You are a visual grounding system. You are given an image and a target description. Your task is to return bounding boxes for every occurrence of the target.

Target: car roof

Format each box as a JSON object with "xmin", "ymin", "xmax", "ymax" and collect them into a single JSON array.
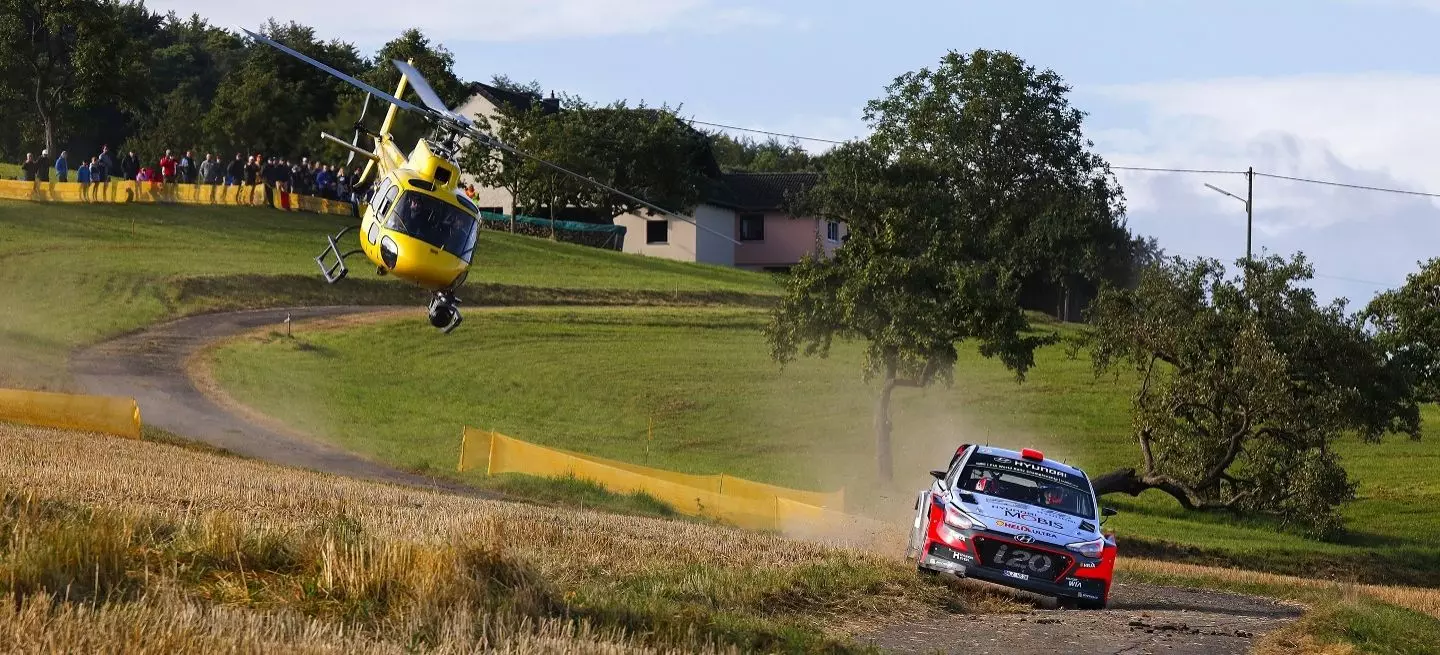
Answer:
[{"xmin": 970, "ymin": 445, "xmax": 1089, "ymax": 479}]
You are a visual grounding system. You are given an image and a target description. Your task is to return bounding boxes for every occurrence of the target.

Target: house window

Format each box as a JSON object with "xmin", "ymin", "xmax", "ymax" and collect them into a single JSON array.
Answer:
[
  {"xmin": 739, "ymin": 213, "xmax": 765, "ymax": 241},
  {"xmin": 646, "ymin": 219, "xmax": 668, "ymax": 244},
  {"xmin": 826, "ymin": 221, "xmax": 840, "ymax": 242}
]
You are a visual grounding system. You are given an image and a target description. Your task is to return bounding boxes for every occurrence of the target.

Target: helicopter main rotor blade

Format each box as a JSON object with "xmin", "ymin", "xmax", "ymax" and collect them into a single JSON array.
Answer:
[
  {"xmin": 240, "ymin": 28, "xmax": 424, "ymax": 115},
  {"xmin": 465, "ymin": 127, "xmax": 741, "ymax": 246},
  {"xmin": 390, "ymin": 59, "xmax": 474, "ymax": 128}
]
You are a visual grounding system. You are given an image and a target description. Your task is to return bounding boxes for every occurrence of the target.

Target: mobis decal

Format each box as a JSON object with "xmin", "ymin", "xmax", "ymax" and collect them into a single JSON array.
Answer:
[{"xmin": 1003, "ymin": 509, "xmax": 1067, "ymax": 530}]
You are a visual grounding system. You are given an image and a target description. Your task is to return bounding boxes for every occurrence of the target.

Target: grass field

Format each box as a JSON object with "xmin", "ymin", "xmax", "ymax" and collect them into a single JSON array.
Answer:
[
  {"xmin": 0, "ymin": 201, "xmax": 776, "ymax": 389},
  {"xmin": 8, "ymin": 424, "xmax": 1440, "ymax": 654},
  {"xmin": 209, "ymin": 306, "xmax": 1440, "ymax": 589},
  {"xmin": 0, "ymin": 423, "xmax": 1020, "ymax": 653}
]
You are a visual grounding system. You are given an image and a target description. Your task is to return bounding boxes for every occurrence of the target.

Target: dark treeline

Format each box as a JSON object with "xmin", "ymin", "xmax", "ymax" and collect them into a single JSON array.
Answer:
[
  {"xmin": 0, "ymin": 0, "xmax": 826, "ymax": 180},
  {"xmin": 0, "ymin": 1, "xmax": 472, "ymax": 173}
]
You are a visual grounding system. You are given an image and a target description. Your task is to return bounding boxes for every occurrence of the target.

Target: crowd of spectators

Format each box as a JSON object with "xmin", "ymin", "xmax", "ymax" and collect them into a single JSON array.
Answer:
[{"xmin": 14, "ymin": 146, "xmax": 364, "ymax": 211}]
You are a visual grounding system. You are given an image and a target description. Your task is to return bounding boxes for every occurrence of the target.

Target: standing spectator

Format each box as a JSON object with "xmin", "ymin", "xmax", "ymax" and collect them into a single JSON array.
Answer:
[
  {"xmin": 159, "ymin": 150, "xmax": 177, "ymax": 184},
  {"xmin": 38, "ymin": 150, "xmax": 49, "ymax": 182},
  {"xmin": 244, "ymin": 154, "xmax": 261, "ymax": 204},
  {"xmin": 76, "ymin": 157, "xmax": 91, "ymax": 199},
  {"xmin": 99, "ymin": 145, "xmax": 116, "ymax": 179},
  {"xmin": 91, "ymin": 155, "xmax": 107, "ymax": 184},
  {"xmin": 122, "ymin": 151, "xmax": 139, "ymax": 180},
  {"xmin": 199, "ymin": 154, "xmax": 218, "ymax": 185},
  {"xmin": 55, "ymin": 151, "xmax": 68, "ymax": 182},
  {"xmin": 226, "ymin": 153, "xmax": 244, "ymax": 186},
  {"xmin": 20, "ymin": 153, "xmax": 38, "ymax": 181}
]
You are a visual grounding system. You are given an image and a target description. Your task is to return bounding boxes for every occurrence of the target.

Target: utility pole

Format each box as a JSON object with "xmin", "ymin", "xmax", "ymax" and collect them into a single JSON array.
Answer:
[{"xmin": 1245, "ymin": 166, "xmax": 1254, "ymax": 264}]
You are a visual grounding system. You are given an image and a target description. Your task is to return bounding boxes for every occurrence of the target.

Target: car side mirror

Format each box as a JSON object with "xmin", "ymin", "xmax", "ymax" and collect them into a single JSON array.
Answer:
[
  {"xmin": 930, "ymin": 469, "xmax": 947, "ymax": 482},
  {"xmin": 1102, "ymin": 506, "xmax": 1118, "ymax": 517}
]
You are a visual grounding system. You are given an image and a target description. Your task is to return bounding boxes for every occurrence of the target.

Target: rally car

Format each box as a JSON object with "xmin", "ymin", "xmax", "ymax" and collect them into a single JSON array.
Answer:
[{"xmin": 904, "ymin": 444, "xmax": 1118, "ymax": 609}]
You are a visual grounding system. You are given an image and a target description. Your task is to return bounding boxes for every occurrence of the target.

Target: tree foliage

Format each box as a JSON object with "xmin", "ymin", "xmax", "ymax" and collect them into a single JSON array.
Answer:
[
  {"xmin": 1083, "ymin": 253, "xmax": 1421, "ymax": 537},
  {"xmin": 0, "ymin": 2, "xmax": 468, "ymax": 169},
  {"xmin": 464, "ymin": 93, "xmax": 713, "ymax": 223},
  {"xmin": 1365, "ymin": 257, "xmax": 1440, "ymax": 405},
  {"xmin": 705, "ymin": 131, "xmax": 822, "ymax": 173},
  {"xmin": 765, "ymin": 49, "xmax": 1130, "ymax": 482}
]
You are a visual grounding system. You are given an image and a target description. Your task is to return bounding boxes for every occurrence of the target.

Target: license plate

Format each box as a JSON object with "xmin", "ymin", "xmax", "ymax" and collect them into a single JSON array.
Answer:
[{"xmin": 1003, "ymin": 570, "xmax": 1029, "ymax": 580}]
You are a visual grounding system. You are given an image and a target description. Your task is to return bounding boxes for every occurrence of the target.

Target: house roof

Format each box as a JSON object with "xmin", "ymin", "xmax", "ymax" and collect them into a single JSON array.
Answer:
[
  {"xmin": 704, "ymin": 172, "xmax": 821, "ymax": 213},
  {"xmin": 467, "ymin": 82, "xmax": 559, "ymax": 115}
]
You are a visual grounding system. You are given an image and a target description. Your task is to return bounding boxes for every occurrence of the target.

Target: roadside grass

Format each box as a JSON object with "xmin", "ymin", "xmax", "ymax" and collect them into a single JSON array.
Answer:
[
  {"xmin": 0, "ymin": 423, "xmax": 1024, "ymax": 652},
  {"xmin": 209, "ymin": 306, "xmax": 1440, "ymax": 588},
  {"xmin": 0, "ymin": 201, "xmax": 776, "ymax": 390},
  {"xmin": 1118, "ymin": 559, "xmax": 1440, "ymax": 654},
  {"xmin": 0, "ymin": 163, "xmax": 19, "ymax": 179}
]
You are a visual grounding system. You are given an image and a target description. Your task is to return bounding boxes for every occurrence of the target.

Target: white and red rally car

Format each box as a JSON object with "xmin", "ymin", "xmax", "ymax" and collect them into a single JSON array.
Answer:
[{"xmin": 905, "ymin": 444, "xmax": 1118, "ymax": 609}]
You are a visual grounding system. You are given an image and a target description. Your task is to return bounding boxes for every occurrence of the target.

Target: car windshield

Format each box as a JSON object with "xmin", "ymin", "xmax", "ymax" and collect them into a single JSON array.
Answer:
[
  {"xmin": 958, "ymin": 453, "xmax": 1095, "ymax": 519},
  {"xmin": 385, "ymin": 191, "xmax": 478, "ymax": 261}
]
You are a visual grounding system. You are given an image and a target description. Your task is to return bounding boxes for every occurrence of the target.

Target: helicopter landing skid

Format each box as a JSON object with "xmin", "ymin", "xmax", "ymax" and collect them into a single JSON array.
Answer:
[
  {"xmin": 316, "ymin": 226, "xmax": 361, "ymax": 283},
  {"xmin": 427, "ymin": 291, "xmax": 463, "ymax": 334}
]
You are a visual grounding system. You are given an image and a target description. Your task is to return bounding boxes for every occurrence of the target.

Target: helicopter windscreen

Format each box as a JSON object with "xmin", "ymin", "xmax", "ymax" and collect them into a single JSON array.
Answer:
[{"xmin": 386, "ymin": 191, "xmax": 478, "ymax": 261}]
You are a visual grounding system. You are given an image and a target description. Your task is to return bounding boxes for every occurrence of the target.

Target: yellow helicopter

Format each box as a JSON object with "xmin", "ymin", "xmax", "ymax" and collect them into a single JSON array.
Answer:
[{"xmin": 240, "ymin": 28, "xmax": 737, "ymax": 333}]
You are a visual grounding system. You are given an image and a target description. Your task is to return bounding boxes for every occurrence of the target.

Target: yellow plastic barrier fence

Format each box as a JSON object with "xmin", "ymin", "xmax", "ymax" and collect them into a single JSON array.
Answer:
[
  {"xmin": 0, "ymin": 179, "xmax": 353, "ymax": 216},
  {"xmin": 457, "ymin": 428, "xmax": 840, "ymax": 506},
  {"xmin": 0, "ymin": 388, "xmax": 141, "ymax": 439},
  {"xmin": 484, "ymin": 431, "xmax": 781, "ymax": 529},
  {"xmin": 719, "ymin": 475, "xmax": 844, "ymax": 510}
]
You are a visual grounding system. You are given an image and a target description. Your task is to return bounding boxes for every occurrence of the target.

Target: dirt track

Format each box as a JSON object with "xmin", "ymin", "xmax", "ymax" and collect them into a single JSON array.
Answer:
[
  {"xmin": 863, "ymin": 580, "xmax": 1303, "ymax": 654},
  {"xmin": 67, "ymin": 306, "xmax": 1304, "ymax": 654},
  {"xmin": 69, "ymin": 306, "xmax": 485, "ymax": 497}
]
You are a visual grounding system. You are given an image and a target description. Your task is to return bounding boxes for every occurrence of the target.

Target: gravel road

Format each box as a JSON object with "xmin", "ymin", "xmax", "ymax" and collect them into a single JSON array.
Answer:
[{"xmin": 864, "ymin": 580, "xmax": 1303, "ymax": 654}]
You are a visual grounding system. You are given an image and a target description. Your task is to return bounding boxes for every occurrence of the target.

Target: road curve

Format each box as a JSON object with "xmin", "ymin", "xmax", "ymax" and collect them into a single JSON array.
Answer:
[
  {"xmin": 69, "ymin": 305, "xmax": 489, "ymax": 497},
  {"xmin": 68, "ymin": 305, "xmax": 1305, "ymax": 654}
]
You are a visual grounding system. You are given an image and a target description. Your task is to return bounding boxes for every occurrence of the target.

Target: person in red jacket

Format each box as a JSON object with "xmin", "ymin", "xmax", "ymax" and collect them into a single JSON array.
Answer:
[{"xmin": 159, "ymin": 150, "xmax": 178, "ymax": 184}]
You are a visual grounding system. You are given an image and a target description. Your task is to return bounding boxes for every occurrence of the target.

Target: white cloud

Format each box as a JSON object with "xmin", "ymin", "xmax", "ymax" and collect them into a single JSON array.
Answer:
[
  {"xmin": 144, "ymin": 0, "xmax": 790, "ymax": 46},
  {"xmin": 1086, "ymin": 73, "xmax": 1440, "ymax": 304}
]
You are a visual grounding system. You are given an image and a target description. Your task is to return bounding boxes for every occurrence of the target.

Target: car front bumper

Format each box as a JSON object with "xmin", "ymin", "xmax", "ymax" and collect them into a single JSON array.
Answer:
[{"xmin": 920, "ymin": 540, "xmax": 1109, "ymax": 603}]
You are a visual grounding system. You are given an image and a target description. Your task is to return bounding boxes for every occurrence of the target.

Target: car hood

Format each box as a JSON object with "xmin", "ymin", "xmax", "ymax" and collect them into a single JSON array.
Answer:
[{"xmin": 952, "ymin": 492, "xmax": 1099, "ymax": 545}]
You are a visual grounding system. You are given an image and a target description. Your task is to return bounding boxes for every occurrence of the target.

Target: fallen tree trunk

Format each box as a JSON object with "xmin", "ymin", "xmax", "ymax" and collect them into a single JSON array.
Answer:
[{"xmin": 1091, "ymin": 467, "xmax": 1200, "ymax": 511}]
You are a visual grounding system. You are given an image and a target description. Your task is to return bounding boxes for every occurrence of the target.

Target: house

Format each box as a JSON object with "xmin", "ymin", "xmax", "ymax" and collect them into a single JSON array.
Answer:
[
  {"xmin": 615, "ymin": 171, "xmax": 845, "ymax": 272},
  {"xmin": 451, "ymin": 84, "xmax": 846, "ymax": 270}
]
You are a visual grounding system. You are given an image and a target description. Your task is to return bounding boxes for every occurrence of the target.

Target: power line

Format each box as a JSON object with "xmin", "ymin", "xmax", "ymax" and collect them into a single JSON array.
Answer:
[
  {"xmin": 683, "ymin": 119, "xmax": 849, "ymax": 145},
  {"xmin": 685, "ymin": 119, "xmax": 1440, "ymax": 203},
  {"xmin": 1253, "ymin": 171, "xmax": 1440, "ymax": 200},
  {"xmin": 1111, "ymin": 165, "xmax": 1249, "ymax": 175}
]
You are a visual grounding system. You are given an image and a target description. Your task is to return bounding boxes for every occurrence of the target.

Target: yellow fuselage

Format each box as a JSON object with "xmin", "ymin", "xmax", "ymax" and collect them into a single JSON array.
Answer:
[{"xmin": 356, "ymin": 138, "xmax": 479, "ymax": 293}]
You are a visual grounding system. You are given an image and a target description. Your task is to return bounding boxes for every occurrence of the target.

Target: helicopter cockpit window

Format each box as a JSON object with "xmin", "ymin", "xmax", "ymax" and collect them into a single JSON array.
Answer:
[
  {"xmin": 387, "ymin": 191, "xmax": 478, "ymax": 262},
  {"xmin": 376, "ymin": 182, "xmax": 400, "ymax": 219}
]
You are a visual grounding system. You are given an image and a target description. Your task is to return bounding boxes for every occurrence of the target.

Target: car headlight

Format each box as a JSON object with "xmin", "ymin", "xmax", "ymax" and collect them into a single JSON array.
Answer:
[
  {"xmin": 944, "ymin": 505, "xmax": 985, "ymax": 531},
  {"xmin": 1067, "ymin": 537, "xmax": 1105, "ymax": 558}
]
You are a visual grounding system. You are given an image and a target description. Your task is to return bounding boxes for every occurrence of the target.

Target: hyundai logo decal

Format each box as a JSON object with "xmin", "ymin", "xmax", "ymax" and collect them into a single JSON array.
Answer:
[
  {"xmin": 1013, "ymin": 534, "xmax": 1034, "ymax": 544},
  {"xmin": 992, "ymin": 457, "xmax": 1013, "ymax": 464}
]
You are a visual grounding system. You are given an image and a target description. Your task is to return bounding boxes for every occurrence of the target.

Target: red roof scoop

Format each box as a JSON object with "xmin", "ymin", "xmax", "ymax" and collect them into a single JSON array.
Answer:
[{"xmin": 1020, "ymin": 448, "xmax": 1045, "ymax": 461}]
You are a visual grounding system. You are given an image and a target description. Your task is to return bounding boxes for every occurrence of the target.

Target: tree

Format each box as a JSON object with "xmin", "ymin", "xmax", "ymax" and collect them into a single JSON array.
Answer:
[
  {"xmin": 1365, "ymin": 257, "xmax": 1440, "ymax": 406},
  {"xmin": 0, "ymin": 0, "xmax": 147, "ymax": 154},
  {"xmin": 764, "ymin": 49, "xmax": 1127, "ymax": 482},
  {"xmin": 706, "ymin": 131, "xmax": 821, "ymax": 173},
  {"xmin": 360, "ymin": 28, "xmax": 469, "ymax": 154},
  {"xmin": 465, "ymin": 94, "xmax": 714, "ymax": 224},
  {"xmin": 1082, "ymin": 253, "xmax": 1420, "ymax": 537}
]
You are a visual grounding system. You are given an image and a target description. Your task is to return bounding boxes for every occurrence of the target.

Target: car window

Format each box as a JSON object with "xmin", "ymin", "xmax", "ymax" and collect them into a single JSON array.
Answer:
[{"xmin": 959, "ymin": 453, "xmax": 1095, "ymax": 519}]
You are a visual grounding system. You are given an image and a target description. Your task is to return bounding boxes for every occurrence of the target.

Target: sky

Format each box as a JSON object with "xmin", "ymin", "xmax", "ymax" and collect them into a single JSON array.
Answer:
[{"xmin": 152, "ymin": 0, "xmax": 1440, "ymax": 307}]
